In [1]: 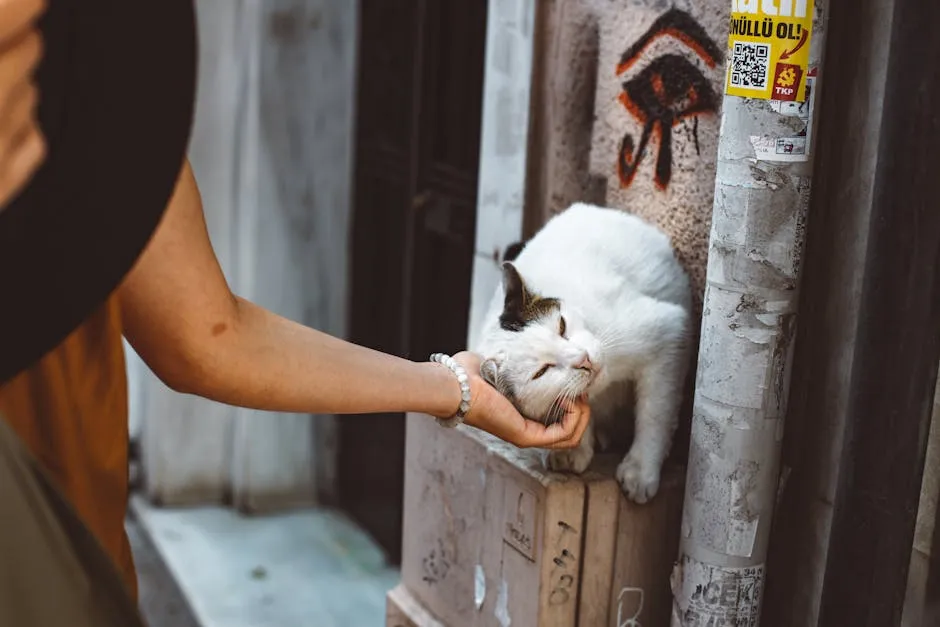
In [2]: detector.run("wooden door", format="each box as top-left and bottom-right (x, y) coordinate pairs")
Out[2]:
(342, 0), (488, 563)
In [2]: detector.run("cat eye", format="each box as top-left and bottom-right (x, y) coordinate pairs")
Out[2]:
(559, 316), (567, 337)
(532, 364), (552, 380)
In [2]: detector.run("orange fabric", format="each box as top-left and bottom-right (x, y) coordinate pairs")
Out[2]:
(0, 295), (136, 599)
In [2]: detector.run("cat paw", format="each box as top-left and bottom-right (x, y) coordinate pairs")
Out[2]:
(616, 454), (660, 504)
(546, 447), (593, 474)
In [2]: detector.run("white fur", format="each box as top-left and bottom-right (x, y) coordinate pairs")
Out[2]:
(474, 203), (692, 503)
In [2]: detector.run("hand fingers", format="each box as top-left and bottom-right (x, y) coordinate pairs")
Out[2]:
(0, 0), (45, 48)
(540, 401), (591, 450)
(564, 401), (592, 446)
(0, 18), (45, 208)
(0, 28), (42, 93)
(453, 351), (481, 373)
(0, 117), (44, 205)
(0, 78), (37, 145)
(515, 397), (590, 449)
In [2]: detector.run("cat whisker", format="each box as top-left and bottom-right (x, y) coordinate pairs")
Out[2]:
(544, 390), (567, 426)
(544, 381), (579, 428)
(543, 387), (567, 424)
(600, 334), (636, 351)
(596, 324), (621, 344)
(597, 325), (628, 342)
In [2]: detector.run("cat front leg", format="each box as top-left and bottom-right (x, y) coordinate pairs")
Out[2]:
(617, 341), (688, 503)
(546, 419), (595, 474)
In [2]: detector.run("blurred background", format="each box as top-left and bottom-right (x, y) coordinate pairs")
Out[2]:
(119, 1), (940, 626)
(125, 1), (491, 625)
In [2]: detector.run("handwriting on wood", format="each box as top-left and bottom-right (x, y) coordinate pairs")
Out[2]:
(549, 549), (577, 605)
(549, 520), (580, 606)
(617, 587), (645, 627)
(503, 487), (538, 561)
(421, 537), (452, 585)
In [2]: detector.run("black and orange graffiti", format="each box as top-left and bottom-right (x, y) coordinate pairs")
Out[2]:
(616, 9), (723, 191)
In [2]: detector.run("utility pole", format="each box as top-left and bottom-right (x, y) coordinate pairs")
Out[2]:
(671, 1), (828, 625)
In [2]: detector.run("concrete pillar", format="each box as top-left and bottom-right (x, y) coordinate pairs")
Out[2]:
(902, 374), (940, 627)
(226, 0), (358, 512)
(135, 0), (358, 508)
(466, 0), (538, 351)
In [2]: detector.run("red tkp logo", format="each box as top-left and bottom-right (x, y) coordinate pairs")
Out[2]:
(772, 63), (804, 101)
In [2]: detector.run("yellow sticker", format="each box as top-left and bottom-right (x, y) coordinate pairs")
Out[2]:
(725, 0), (815, 102)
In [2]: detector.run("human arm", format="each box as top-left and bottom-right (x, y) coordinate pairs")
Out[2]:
(118, 160), (589, 449)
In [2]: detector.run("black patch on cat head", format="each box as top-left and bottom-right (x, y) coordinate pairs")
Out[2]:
(503, 240), (526, 262)
(498, 262), (560, 332)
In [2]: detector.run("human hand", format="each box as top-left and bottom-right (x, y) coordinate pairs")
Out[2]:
(0, 0), (46, 209)
(453, 351), (591, 449)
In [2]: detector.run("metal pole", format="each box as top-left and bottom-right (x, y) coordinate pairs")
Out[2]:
(817, 0), (940, 622)
(671, 1), (828, 625)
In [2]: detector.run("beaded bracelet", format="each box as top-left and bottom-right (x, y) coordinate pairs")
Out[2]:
(429, 353), (472, 428)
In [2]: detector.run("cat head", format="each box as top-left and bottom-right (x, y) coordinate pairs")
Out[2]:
(479, 262), (603, 425)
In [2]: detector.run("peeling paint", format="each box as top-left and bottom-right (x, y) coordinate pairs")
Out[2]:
(747, 163), (785, 190)
(672, 556), (763, 625)
(475, 564), (487, 610)
(727, 460), (761, 557)
(754, 313), (777, 325)
(495, 579), (511, 627)
(775, 465), (791, 508)
(731, 324), (775, 344)
(769, 313), (797, 412)
(735, 293), (761, 313)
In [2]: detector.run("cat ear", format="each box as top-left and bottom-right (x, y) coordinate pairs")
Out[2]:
(480, 358), (500, 388)
(499, 261), (560, 332)
(500, 262), (528, 331)
(481, 356), (515, 402)
(501, 261), (527, 306)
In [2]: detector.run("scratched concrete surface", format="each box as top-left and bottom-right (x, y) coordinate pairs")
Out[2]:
(128, 513), (201, 627)
(131, 495), (400, 627)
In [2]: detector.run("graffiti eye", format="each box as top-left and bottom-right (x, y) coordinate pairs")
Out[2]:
(533, 364), (552, 380)
(559, 316), (567, 337)
(613, 8), (721, 191)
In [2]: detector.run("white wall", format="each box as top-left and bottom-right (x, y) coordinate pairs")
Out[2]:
(131, 0), (358, 509)
(466, 0), (537, 351)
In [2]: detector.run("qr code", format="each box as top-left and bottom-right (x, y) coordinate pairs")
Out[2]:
(730, 41), (770, 90)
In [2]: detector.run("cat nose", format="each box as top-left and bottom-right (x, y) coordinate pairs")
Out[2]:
(574, 353), (593, 371)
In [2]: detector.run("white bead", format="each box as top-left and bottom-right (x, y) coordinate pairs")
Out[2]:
(429, 351), (472, 425)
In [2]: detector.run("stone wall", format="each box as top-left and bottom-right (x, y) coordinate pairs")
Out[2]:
(527, 0), (730, 312)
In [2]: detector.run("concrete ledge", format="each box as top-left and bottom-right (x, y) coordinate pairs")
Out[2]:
(131, 495), (399, 627)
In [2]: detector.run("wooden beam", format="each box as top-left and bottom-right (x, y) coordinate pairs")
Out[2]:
(818, 0), (940, 622)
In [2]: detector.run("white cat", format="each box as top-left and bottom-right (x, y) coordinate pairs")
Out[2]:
(473, 203), (692, 503)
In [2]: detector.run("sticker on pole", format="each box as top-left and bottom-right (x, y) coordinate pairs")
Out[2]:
(749, 71), (818, 162)
(673, 558), (764, 626)
(726, 0), (815, 102)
